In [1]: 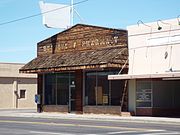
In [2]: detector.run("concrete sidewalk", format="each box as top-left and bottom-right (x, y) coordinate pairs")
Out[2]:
(0, 109), (180, 125)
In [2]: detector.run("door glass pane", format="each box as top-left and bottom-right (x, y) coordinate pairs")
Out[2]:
(70, 86), (76, 111)
(70, 72), (75, 86)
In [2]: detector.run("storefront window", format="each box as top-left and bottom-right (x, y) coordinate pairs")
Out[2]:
(44, 73), (74, 105)
(85, 72), (96, 105)
(57, 73), (68, 105)
(85, 70), (123, 106)
(136, 80), (152, 107)
(44, 74), (56, 105)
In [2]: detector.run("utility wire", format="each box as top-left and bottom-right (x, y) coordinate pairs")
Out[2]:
(0, 0), (88, 26)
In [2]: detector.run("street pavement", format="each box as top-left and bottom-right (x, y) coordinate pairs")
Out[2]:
(0, 116), (180, 135)
(0, 109), (180, 135)
(0, 109), (180, 125)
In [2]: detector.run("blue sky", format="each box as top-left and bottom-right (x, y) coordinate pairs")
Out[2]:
(0, 0), (180, 63)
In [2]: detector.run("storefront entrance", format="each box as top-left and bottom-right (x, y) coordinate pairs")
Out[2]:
(69, 84), (76, 112)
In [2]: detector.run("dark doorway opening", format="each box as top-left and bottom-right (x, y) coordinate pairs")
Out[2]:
(69, 84), (76, 112)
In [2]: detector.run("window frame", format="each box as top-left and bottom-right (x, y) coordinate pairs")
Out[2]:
(19, 89), (26, 99)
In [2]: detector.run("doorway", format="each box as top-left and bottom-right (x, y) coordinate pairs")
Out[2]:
(69, 84), (76, 112)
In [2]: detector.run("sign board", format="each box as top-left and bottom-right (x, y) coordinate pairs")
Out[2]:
(39, 1), (71, 29)
(136, 89), (152, 102)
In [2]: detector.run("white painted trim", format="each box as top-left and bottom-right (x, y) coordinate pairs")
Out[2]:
(108, 72), (180, 80)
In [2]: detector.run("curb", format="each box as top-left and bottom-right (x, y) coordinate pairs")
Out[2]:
(0, 112), (180, 125)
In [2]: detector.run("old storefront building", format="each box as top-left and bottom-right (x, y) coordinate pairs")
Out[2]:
(20, 24), (128, 115)
(109, 18), (180, 116)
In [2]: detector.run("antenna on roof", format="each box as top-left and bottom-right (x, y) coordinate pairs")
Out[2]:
(71, 0), (85, 25)
(71, 0), (74, 26)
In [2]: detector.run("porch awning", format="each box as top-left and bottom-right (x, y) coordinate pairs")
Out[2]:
(20, 46), (128, 73)
(108, 72), (180, 80)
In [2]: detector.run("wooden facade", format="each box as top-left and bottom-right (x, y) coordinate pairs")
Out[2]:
(37, 24), (127, 56)
(75, 70), (83, 113)
(20, 24), (129, 115)
(20, 24), (128, 73)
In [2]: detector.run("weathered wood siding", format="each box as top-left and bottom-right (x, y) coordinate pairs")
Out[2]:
(75, 70), (83, 113)
(37, 24), (127, 56)
(20, 24), (128, 73)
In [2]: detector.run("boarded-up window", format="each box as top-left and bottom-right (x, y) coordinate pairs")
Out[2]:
(20, 90), (26, 99)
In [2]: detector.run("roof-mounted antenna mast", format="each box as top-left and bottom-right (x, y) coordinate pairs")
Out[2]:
(71, 0), (74, 26)
(70, 0), (86, 26)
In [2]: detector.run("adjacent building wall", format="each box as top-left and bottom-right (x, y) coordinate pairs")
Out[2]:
(0, 63), (37, 109)
(109, 18), (180, 116)
(127, 18), (180, 75)
(17, 78), (37, 109)
(0, 78), (14, 108)
(0, 63), (36, 78)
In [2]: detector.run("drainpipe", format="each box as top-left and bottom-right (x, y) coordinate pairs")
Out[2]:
(13, 79), (19, 108)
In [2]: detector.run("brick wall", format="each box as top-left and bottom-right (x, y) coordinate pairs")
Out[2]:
(136, 108), (153, 116)
(43, 105), (68, 113)
(83, 106), (121, 115)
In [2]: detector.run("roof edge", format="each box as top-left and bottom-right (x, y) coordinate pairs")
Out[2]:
(20, 63), (125, 73)
(108, 72), (180, 80)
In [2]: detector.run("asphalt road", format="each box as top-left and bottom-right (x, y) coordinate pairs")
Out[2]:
(0, 116), (180, 135)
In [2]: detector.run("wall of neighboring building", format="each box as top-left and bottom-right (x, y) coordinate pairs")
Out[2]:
(18, 78), (37, 109)
(0, 63), (37, 109)
(109, 18), (180, 116)
(0, 77), (37, 109)
(126, 18), (180, 116)
(0, 78), (14, 108)
(0, 63), (36, 78)
(127, 18), (180, 75)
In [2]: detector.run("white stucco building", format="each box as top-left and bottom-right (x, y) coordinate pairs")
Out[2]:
(109, 18), (180, 116)
(0, 63), (37, 109)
